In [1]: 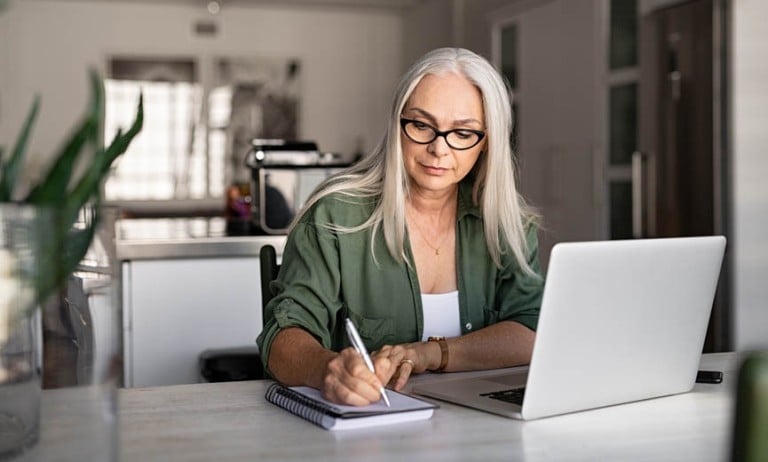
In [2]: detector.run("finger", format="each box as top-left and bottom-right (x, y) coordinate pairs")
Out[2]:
(372, 355), (398, 385)
(339, 349), (387, 402)
(375, 344), (393, 356)
(321, 377), (374, 406)
(373, 345), (405, 374)
(393, 359), (415, 391)
(322, 359), (373, 406)
(322, 351), (381, 405)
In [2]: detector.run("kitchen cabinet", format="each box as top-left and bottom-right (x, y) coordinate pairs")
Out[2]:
(117, 218), (285, 387)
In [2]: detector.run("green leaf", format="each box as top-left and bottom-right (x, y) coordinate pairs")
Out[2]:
(34, 208), (100, 304)
(64, 211), (100, 271)
(25, 118), (98, 204)
(6, 71), (143, 313)
(67, 92), (143, 222)
(25, 74), (102, 204)
(0, 95), (40, 201)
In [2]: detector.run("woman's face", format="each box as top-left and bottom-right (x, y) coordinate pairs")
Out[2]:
(401, 72), (486, 197)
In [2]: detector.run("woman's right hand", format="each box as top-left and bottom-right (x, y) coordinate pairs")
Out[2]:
(319, 346), (397, 406)
(268, 328), (400, 406)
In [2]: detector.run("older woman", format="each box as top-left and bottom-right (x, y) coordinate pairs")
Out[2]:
(257, 47), (543, 406)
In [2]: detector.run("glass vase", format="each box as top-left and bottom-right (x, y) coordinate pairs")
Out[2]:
(0, 204), (44, 459)
(1, 203), (121, 461)
(35, 206), (121, 461)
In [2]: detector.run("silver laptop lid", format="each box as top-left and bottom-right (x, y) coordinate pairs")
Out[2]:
(521, 236), (726, 420)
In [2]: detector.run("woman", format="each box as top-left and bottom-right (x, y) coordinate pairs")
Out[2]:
(256, 47), (544, 406)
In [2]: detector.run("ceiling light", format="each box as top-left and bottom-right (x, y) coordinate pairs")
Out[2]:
(207, 1), (221, 15)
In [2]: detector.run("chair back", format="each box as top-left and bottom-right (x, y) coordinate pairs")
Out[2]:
(260, 244), (280, 312)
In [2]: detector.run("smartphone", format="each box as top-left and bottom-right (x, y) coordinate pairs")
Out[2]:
(696, 370), (723, 384)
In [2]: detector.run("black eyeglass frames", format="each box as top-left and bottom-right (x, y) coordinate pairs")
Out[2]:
(399, 118), (485, 151)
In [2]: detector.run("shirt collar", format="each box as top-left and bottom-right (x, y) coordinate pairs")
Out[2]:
(457, 180), (482, 220)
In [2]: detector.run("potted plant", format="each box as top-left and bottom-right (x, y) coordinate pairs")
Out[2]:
(0, 71), (142, 457)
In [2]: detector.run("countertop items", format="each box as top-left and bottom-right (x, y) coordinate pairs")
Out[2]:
(115, 217), (286, 260)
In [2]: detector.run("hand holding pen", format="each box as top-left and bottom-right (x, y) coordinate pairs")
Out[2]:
(344, 318), (392, 407)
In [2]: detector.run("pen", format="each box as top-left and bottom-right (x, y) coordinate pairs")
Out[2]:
(344, 317), (391, 407)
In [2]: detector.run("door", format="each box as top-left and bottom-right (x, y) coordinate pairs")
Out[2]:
(638, 0), (715, 239)
(638, 0), (728, 352)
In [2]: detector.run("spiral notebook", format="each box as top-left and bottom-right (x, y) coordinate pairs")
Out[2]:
(265, 383), (438, 431)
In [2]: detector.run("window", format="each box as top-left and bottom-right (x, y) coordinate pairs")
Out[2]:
(104, 58), (217, 201)
(105, 79), (213, 200)
(104, 56), (300, 208)
(604, 0), (639, 239)
(609, 0), (638, 70)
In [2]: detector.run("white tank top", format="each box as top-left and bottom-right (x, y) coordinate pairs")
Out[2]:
(421, 290), (461, 341)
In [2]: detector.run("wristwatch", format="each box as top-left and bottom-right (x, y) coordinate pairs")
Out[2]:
(427, 336), (449, 372)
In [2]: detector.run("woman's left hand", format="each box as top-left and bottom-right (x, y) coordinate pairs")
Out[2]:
(373, 342), (436, 391)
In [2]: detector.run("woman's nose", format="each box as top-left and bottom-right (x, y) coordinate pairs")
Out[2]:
(427, 135), (451, 157)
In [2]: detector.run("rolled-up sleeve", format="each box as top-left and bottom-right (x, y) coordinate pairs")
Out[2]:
(256, 212), (343, 373)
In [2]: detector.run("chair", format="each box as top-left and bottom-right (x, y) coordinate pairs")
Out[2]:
(259, 244), (280, 308)
(198, 244), (280, 382)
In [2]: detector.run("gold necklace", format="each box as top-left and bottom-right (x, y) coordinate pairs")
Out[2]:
(407, 213), (451, 256)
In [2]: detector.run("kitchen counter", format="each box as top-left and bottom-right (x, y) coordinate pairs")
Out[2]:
(115, 217), (287, 387)
(115, 217), (286, 260)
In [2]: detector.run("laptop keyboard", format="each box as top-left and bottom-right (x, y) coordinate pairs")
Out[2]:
(480, 387), (526, 405)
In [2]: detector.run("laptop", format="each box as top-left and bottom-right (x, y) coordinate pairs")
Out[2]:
(412, 236), (726, 420)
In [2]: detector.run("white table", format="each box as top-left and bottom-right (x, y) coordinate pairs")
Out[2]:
(38, 352), (739, 461)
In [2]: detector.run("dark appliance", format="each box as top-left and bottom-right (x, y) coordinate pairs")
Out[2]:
(245, 139), (350, 235)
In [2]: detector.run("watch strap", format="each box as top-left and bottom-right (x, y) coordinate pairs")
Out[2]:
(427, 336), (449, 372)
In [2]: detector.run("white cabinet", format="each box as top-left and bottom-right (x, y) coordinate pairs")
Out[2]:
(121, 257), (264, 387)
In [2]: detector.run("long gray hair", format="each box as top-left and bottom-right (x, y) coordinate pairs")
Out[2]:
(293, 47), (538, 275)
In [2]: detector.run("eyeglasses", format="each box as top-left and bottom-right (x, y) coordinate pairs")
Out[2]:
(399, 118), (485, 151)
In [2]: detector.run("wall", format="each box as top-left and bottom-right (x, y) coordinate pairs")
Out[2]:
(401, 0), (453, 68)
(401, 0), (525, 66)
(482, 0), (602, 268)
(0, 3), (8, 142)
(0, 0), (403, 191)
(464, 0), (546, 60)
(732, 0), (768, 350)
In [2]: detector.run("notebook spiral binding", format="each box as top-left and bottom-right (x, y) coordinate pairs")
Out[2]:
(266, 383), (338, 426)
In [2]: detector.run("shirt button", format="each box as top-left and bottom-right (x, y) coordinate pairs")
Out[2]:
(465, 322), (472, 331)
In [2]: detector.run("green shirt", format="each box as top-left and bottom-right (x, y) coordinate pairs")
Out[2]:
(256, 182), (544, 371)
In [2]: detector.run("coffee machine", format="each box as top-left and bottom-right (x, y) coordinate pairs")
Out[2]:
(244, 139), (350, 235)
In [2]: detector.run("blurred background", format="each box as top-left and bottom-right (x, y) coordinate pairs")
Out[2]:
(0, 0), (765, 386)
